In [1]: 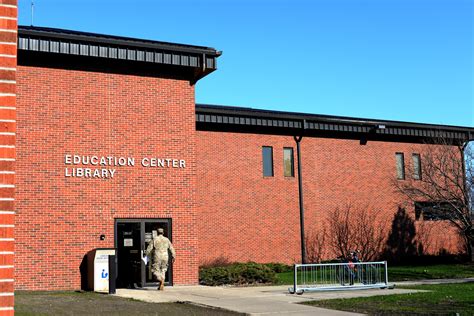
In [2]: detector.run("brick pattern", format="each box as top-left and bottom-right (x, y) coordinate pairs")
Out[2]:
(0, 0), (15, 313)
(196, 132), (460, 265)
(16, 66), (197, 290)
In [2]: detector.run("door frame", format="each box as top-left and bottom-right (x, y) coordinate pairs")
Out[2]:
(114, 218), (173, 287)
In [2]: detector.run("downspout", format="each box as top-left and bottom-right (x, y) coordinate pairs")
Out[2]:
(191, 53), (207, 86)
(461, 132), (474, 261)
(191, 51), (221, 85)
(462, 132), (473, 213)
(295, 119), (307, 264)
(202, 53), (207, 73)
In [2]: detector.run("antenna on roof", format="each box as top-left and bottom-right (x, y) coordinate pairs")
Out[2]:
(31, 0), (34, 26)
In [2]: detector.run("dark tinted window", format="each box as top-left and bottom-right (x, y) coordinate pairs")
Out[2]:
(262, 146), (273, 177)
(415, 202), (453, 221)
(413, 153), (422, 180)
(396, 153), (405, 180)
(283, 148), (294, 177)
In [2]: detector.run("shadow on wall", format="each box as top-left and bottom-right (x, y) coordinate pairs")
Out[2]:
(383, 207), (462, 265)
(384, 207), (420, 264)
(80, 253), (88, 291)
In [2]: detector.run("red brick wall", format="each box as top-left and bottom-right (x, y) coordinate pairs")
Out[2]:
(16, 66), (197, 290)
(196, 131), (460, 265)
(13, 61), (462, 291)
(0, 0), (16, 313)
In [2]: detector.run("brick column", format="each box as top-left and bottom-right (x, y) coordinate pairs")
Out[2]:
(0, 0), (16, 314)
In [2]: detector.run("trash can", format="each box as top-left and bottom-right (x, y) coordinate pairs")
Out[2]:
(87, 248), (116, 294)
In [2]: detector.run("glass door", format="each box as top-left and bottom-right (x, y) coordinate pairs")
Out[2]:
(115, 219), (172, 288)
(116, 221), (142, 288)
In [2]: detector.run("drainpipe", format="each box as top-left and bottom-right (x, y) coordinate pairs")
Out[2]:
(294, 119), (307, 264)
(461, 132), (474, 261)
(462, 133), (473, 213)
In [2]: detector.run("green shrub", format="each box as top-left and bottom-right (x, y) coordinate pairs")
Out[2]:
(263, 262), (292, 273)
(199, 266), (232, 285)
(199, 262), (278, 286)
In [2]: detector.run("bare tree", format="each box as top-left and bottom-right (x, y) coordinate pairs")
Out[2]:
(327, 204), (387, 261)
(415, 219), (435, 254)
(305, 226), (326, 263)
(395, 139), (474, 261)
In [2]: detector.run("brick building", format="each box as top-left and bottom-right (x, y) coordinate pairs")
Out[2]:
(0, 0), (17, 313)
(196, 106), (472, 265)
(0, 21), (471, 302)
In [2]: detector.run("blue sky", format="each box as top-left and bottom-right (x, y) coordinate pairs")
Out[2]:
(18, 0), (473, 127)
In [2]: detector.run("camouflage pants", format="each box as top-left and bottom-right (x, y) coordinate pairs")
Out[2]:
(151, 258), (168, 282)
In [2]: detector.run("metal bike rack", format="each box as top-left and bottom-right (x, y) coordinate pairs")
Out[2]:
(289, 261), (389, 294)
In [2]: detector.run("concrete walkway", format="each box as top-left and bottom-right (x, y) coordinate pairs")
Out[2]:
(115, 283), (424, 315)
(115, 278), (474, 315)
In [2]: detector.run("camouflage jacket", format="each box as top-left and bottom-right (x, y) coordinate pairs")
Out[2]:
(146, 235), (176, 261)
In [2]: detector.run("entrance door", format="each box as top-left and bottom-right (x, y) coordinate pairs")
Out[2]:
(115, 219), (172, 288)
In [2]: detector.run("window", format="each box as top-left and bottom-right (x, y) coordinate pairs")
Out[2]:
(412, 153), (422, 180)
(283, 148), (294, 177)
(396, 153), (405, 180)
(415, 202), (454, 221)
(262, 146), (273, 177)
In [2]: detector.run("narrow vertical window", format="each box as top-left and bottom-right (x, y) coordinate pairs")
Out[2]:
(413, 153), (422, 180)
(283, 147), (294, 177)
(396, 153), (405, 180)
(262, 146), (273, 177)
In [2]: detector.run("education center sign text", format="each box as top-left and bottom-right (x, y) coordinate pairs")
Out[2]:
(64, 154), (186, 179)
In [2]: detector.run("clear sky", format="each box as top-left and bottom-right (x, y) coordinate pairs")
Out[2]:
(18, 0), (473, 127)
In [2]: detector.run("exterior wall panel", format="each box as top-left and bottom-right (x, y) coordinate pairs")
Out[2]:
(16, 65), (197, 290)
(196, 131), (461, 265)
(0, 0), (16, 313)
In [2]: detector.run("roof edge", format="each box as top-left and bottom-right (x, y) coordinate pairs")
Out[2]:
(196, 103), (474, 132)
(18, 26), (221, 56)
(196, 103), (473, 143)
(17, 26), (221, 83)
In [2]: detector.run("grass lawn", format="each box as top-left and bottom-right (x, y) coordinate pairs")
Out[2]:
(389, 264), (474, 281)
(275, 270), (296, 285)
(304, 282), (474, 315)
(15, 291), (242, 316)
(275, 264), (474, 285)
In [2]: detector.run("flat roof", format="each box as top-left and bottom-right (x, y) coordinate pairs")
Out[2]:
(18, 26), (221, 55)
(196, 104), (474, 143)
(18, 26), (221, 82)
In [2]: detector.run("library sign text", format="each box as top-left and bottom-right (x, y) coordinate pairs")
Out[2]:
(64, 154), (186, 179)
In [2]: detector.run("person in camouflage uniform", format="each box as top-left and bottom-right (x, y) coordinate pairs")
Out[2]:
(146, 228), (176, 290)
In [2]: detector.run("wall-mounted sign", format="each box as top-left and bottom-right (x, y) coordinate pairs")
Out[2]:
(64, 154), (186, 179)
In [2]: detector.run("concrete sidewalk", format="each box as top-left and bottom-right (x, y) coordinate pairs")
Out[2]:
(115, 284), (423, 315)
(394, 277), (474, 286)
(115, 278), (474, 315)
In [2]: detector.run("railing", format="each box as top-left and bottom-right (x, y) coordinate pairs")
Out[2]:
(289, 261), (389, 294)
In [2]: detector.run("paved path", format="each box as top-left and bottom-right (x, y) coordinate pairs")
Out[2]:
(115, 284), (421, 315)
(115, 279), (474, 315)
